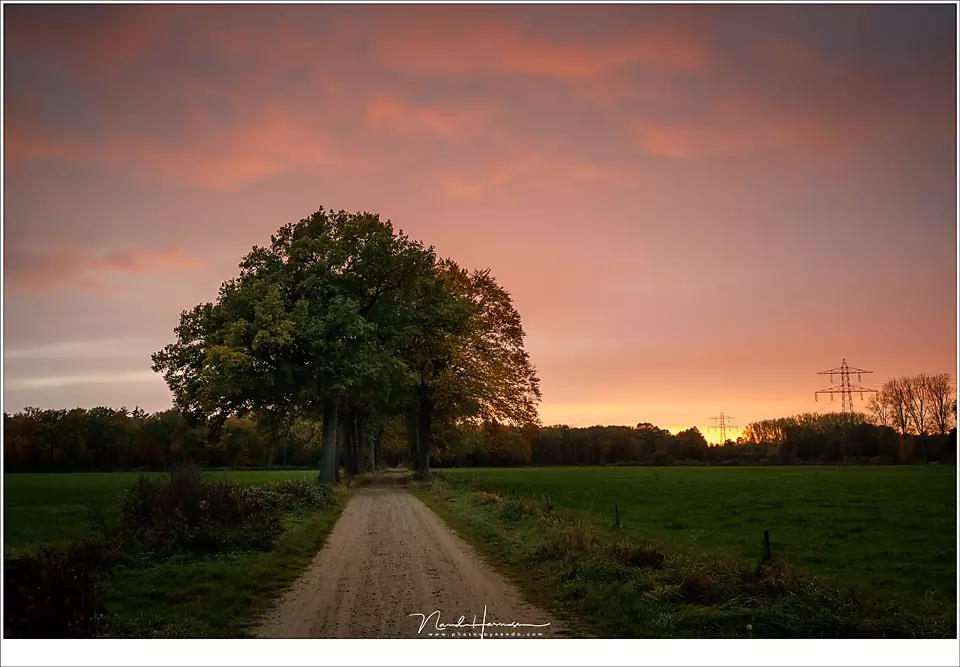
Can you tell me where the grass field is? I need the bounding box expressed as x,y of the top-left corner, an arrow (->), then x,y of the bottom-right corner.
3,470 -> 318,549
435,466 -> 957,603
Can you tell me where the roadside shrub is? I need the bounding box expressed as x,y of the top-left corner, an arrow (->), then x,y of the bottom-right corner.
534,520 -> 601,560
609,541 -> 666,570
3,535 -> 120,638
738,559 -> 807,597
119,469 -> 283,557
261,479 -> 335,514
677,567 -> 724,604
474,491 -> 504,505
499,500 -> 525,523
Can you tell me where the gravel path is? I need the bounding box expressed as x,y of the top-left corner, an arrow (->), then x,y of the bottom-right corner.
253,487 -> 565,638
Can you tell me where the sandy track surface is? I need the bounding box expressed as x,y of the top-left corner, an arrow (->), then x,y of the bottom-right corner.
253,488 -> 565,638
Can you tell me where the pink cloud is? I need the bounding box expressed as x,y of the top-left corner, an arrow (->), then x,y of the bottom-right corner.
372,14 -> 711,78
364,94 -> 492,138
5,246 -> 206,294
5,104 -> 359,191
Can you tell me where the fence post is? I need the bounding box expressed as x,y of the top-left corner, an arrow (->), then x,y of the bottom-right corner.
615,501 -> 621,529
762,529 -> 771,562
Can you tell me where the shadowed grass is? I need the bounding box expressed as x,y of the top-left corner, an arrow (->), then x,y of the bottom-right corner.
414,476 -> 956,639
99,498 -> 345,637
4,471 -> 347,638
3,471 -> 320,549
433,466 -> 957,603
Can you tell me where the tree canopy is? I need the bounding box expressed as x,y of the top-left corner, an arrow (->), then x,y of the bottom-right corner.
151,207 -> 541,482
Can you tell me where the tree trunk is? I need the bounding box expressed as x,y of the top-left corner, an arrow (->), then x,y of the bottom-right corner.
342,409 -> 361,476
358,414 -> 374,473
352,413 -> 363,475
407,409 -> 420,476
373,426 -> 384,470
318,398 -> 339,484
337,416 -> 348,481
415,388 -> 434,481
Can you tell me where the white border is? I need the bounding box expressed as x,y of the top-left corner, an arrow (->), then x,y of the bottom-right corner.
1,639 -> 959,667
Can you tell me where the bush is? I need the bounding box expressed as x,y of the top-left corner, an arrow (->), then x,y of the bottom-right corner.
119,469 -> 284,557
4,535 -> 120,638
260,479 -> 336,514
499,500 -> 525,523
474,491 -> 504,505
534,520 -> 601,560
609,541 -> 666,570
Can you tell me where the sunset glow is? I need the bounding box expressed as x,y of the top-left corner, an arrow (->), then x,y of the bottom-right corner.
3,4 -> 956,440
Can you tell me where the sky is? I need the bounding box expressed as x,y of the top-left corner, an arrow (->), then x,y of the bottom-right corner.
2,4 -> 957,441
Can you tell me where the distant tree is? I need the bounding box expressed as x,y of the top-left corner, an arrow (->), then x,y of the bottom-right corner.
881,378 -> 912,436
904,373 -> 932,436
925,373 -> 956,436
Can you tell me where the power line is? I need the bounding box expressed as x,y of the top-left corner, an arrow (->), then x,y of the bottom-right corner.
709,412 -> 738,443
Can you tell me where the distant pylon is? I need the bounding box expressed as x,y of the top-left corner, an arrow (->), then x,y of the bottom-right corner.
709,412 -> 738,443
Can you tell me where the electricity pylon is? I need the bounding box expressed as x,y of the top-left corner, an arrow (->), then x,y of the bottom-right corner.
815,358 -> 877,461
709,412 -> 737,444
815,358 -> 877,416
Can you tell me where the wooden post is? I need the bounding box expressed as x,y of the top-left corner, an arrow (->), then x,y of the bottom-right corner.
615,501 -> 621,529
762,529 -> 771,562
547,493 -> 552,509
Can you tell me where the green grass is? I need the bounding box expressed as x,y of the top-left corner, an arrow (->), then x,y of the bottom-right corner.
99,498 -> 344,637
415,472 -> 957,638
434,466 -> 957,603
3,471 -> 318,549
3,470 -> 344,638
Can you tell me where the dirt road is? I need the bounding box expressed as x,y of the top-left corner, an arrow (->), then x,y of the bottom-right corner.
253,487 -> 565,638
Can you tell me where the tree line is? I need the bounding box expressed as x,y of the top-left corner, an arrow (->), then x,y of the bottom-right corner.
866,373 -> 955,437
6,402 -> 954,472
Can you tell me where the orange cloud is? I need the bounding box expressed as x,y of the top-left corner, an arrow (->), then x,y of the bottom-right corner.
5,104 -> 357,191
437,153 -> 637,198
372,14 -> 710,78
4,246 -> 205,294
631,78 -> 946,162
364,94 -> 492,138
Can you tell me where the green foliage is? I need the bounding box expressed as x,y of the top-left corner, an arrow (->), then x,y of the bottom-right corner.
3,470 -> 345,638
119,470 -> 285,557
3,534 -> 121,638
99,500 -> 344,638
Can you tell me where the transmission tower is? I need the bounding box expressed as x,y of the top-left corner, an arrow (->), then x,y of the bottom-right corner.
815,358 -> 877,461
814,358 -> 877,416
709,412 -> 738,443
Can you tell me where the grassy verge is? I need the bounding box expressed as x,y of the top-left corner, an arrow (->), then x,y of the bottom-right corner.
100,495 -> 346,637
4,472 -> 350,638
414,475 -> 956,639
